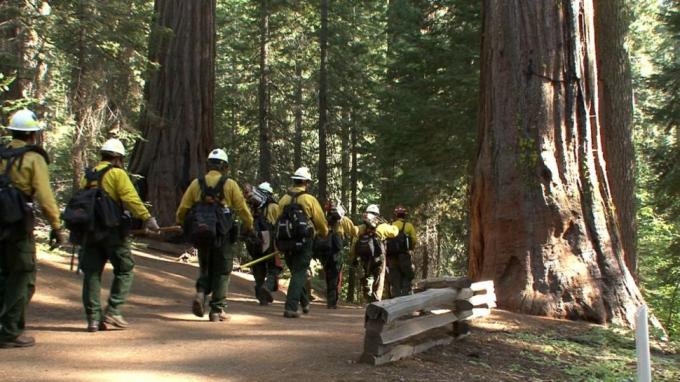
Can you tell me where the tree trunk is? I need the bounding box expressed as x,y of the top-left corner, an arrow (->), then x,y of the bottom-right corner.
130,0 -> 216,226
593,0 -> 637,278
469,0 -> 644,327
258,0 -> 271,182
69,0 -> 91,192
317,0 -> 329,202
347,113 -> 359,303
294,59 -> 303,170
340,111 -> 350,209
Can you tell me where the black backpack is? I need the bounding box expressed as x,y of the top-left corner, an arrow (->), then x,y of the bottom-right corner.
355,227 -> 383,262
62,165 -> 123,245
275,191 -> 311,252
245,202 -> 275,258
183,175 -> 234,248
0,145 -> 46,241
386,221 -> 410,256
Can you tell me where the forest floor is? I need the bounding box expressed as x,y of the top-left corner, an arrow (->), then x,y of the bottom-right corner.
2,240 -> 679,382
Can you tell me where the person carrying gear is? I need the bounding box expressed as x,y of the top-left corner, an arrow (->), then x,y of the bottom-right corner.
176,149 -> 254,322
74,138 -> 160,333
274,167 -> 328,318
350,204 -> 399,303
244,181 -> 282,306
0,109 -> 66,348
314,199 -> 358,309
386,205 -> 417,297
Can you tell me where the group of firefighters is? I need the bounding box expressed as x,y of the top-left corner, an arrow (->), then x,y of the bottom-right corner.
0,109 -> 417,349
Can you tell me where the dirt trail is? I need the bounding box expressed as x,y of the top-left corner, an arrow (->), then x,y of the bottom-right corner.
1,247 -> 372,382
6,246 -> 674,381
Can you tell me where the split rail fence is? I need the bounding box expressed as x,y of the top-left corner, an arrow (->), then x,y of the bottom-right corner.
360,276 -> 496,365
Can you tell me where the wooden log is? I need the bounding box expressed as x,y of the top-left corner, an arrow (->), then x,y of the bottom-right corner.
469,293 -> 497,307
414,276 -> 471,291
361,328 -> 454,365
474,301 -> 497,309
365,311 -> 459,345
365,288 -> 461,323
470,280 -> 494,293
454,299 -> 473,313
465,307 -> 491,320
136,238 -> 193,256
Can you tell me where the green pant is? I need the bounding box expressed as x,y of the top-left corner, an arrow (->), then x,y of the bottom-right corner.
283,240 -> 312,312
80,236 -> 134,321
196,240 -> 233,313
0,235 -> 36,340
388,252 -> 415,297
360,254 -> 386,302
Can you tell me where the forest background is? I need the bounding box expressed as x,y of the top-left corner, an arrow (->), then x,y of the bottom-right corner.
1,0 -> 679,337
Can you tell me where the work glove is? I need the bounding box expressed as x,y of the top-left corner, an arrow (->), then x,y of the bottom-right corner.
144,217 -> 161,232
49,228 -> 67,250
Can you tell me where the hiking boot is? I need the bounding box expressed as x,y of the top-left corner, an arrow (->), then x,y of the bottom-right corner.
192,291 -> 206,317
209,311 -> 229,322
103,313 -> 129,329
0,335 -> 35,349
258,300 -> 270,306
302,304 -> 311,314
87,319 -> 101,332
283,310 -> 300,318
260,286 -> 274,303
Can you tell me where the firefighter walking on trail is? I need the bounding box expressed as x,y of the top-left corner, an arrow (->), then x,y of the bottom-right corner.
274,167 -> 329,318
65,138 -> 160,332
386,205 -> 417,297
0,110 -> 66,348
244,182 -> 282,305
350,205 -> 398,302
176,149 -> 254,322
314,199 -> 358,309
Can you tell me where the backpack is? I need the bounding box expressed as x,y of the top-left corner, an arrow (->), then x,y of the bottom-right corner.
183,175 -> 234,248
275,191 -> 311,252
386,221 -> 410,256
62,165 -> 123,245
0,145 -> 46,241
245,202 -> 275,258
355,227 -> 383,262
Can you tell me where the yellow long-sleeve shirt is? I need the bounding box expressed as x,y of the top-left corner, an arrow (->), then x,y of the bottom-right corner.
263,202 -> 279,226
81,161 -> 151,221
276,186 -> 328,238
392,218 -> 417,248
350,222 -> 399,260
335,215 -> 358,241
0,140 -> 61,229
175,170 -> 254,231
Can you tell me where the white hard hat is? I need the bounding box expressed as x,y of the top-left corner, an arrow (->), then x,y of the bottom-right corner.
365,204 -> 380,215
208,148 -> 229,163
7,109 -> 42,131
291,167 -> 312,181
257,182 -> 273,194
101,138 -> 126,157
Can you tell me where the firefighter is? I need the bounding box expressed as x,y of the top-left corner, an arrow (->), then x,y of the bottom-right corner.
386,205 -> 417,297
0,109 -> 65,348
78,138 -> 160,332
350,205 -> 399,302
314,200 -> 358,309
274,167 -> 329,318
176,149 -> 254,322
244,182 -> 282,305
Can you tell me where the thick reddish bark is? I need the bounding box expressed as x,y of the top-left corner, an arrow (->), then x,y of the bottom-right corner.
130,0 -> 215,226
469,0 -> 644,327
593,0 -> 637,277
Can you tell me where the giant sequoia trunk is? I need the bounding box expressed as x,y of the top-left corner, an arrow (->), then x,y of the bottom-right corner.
593,0 -> 637,277
469,0 -> 644,327
130,0 -> 215,225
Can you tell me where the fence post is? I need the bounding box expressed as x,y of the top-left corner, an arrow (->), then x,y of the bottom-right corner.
635,305 -> 652,382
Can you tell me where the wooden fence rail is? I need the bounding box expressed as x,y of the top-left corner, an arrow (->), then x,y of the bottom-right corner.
360,276 -> 496,365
